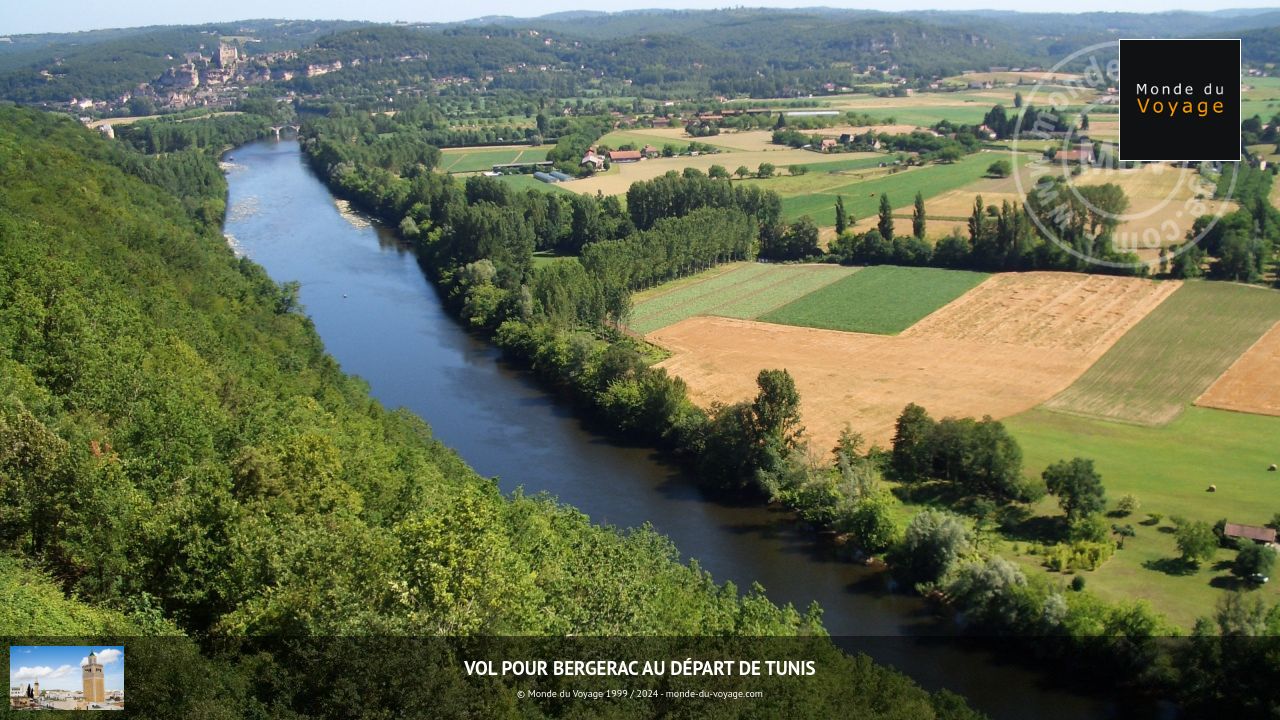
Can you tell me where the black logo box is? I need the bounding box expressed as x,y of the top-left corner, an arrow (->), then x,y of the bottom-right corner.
1119,39 -> 1241,162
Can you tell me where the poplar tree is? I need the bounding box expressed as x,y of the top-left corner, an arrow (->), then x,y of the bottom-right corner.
912,191 -> 926,239
877,193 -> 894,241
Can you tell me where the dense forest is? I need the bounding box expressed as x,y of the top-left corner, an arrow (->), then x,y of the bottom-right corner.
0,106 -> 989,717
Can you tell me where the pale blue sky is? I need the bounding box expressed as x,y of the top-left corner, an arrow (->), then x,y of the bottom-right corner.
3,1 -> 1280,36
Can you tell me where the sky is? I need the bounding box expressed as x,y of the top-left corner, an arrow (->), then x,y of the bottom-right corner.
9,646 -> 124,692
3,1 -> 1280,36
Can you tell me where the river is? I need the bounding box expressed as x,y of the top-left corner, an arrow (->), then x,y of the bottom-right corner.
222,138 -> 1134,720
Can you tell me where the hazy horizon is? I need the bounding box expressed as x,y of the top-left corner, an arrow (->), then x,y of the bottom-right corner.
4,1 -> 1280,36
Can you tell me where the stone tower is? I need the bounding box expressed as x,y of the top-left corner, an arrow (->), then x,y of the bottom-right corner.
216,42 -> 239,69
82,652 -> 104,703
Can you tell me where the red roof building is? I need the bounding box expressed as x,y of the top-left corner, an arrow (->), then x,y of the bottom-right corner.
609,150 -> 643,163
1225,523 -> 1278,544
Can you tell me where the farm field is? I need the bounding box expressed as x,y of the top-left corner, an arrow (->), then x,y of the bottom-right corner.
1196,320 -> 1280,416
1004,407 -> 1280,628
496,173 -> 571,193
759,265 -> 988,334
1042,281 -> 1280,425
438,145 -> 548,173
651,271 -> 1175,450
780,152 -> 1011,225
568,149 -> 879,196
627,262 -> 857,334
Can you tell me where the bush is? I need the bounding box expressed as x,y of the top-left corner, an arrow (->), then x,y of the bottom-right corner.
1115,494 -> 1140,517
1044,541 -> 1114,572
986,160 -> 1012,178
840,496 -> 901,554
1070,575 -> 1086,591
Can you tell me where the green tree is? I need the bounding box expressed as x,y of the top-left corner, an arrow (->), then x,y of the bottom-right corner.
1232,543 -> 1276,580
1043,457 -> 1106,523
708,164 -> 730,180
894,509 -> 972,585
734,165 -> 750,179
752,369 -> 803,449
891,403 -> 935,481
912,191 -> 926,239
834,195 -> 848,236
1176,520 -> 1219,567
841,496 -> 900,554
757,162 -> 776,178
877,192 -> 894,241
986,160 -> 1012,178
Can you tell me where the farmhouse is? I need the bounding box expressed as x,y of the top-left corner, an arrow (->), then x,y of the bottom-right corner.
642,144 -> 660,158
609,150 -> 643,163
820,138 -> 838,152
1056,142 -> 1095,165
581,150 -> 605,170
1223,522 -> 1278,545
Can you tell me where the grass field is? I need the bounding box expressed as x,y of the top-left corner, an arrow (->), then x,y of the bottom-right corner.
780,152 -> 1006,225
1042,281 -> 1280,425
497,173 -> 571,193
1004,406 -> 1280,628
758,265 -> 989,334
438,146 -> 548,173
627,262 -> 857,334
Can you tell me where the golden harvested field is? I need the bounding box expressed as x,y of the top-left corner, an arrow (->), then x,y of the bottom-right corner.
650,271 -> 1178,449
603,126 -> 923,153
1196,321 -> 1280,417
567,150 -> 879,196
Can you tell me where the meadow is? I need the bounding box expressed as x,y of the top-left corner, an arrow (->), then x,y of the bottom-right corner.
779,152 -> 1006,225
1042,281 -> 1280,425
627,262 -> 857,334
759,265 -> 989,334
439,145 -> 548,173
1004,406 -> 1280,628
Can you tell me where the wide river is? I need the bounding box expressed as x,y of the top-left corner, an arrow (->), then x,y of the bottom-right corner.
223,138 -> 1138,720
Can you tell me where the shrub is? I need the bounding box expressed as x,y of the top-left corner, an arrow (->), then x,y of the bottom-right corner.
840,495 -> 901,554
1070,575 -> 1086,591
1115,494 -> 1140,517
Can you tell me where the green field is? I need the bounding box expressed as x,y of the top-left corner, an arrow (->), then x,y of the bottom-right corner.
498,173 -> 572,193
780,152 -> 1004,225
758,265 -> 989,334
439,146 -> 548,173
1043,281 -> 1280,425
627,262 -> 857,334
1004,407 -> 1280,627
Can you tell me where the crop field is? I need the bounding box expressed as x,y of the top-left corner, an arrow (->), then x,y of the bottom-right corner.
759,265 -> 988,334
438,146 -> 548,173
780,152 -> 1008,225
1042,281 -> 1280,425
627,262 -> 857,334
1196,321 -> 1280,417
650,271 -> 1173,450
568,150 -> 880,196
1005,407 -> 1280,628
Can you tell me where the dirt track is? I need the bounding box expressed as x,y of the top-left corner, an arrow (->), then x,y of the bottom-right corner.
650,272 -> 1179,449
1196,321 -> 1280,417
